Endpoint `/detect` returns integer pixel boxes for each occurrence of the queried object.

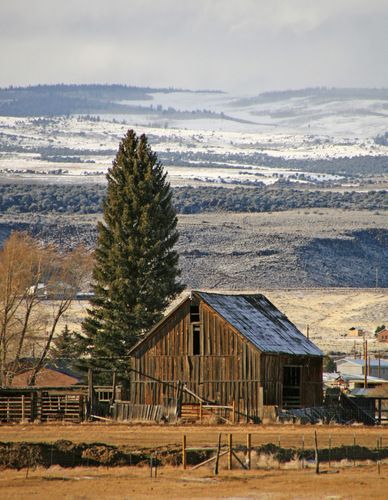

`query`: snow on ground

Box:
[0,93,387,186]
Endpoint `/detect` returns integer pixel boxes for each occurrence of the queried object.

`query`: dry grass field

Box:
[60,288,388,354]
[0,423,386,449]
[1,464,387,499]
[265,288,388,353]
[0,424,387,498]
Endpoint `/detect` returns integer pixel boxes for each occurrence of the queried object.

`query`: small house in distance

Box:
[348,327,366,338]
[376,328,388,343]
[10,366,82,388]
[128,291,323,421]
[336,357,388,380]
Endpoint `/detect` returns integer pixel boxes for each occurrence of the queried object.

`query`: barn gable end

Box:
[128,291,323,420]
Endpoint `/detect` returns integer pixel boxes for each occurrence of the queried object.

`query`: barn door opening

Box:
[282,366,301,408]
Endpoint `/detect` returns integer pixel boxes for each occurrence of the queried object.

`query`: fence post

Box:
[328,435,331,469]
[228,433,233,470]
[214,433,222,475]
[247,433,251,470]
[378,400,382,424]
[87,368,94,419]
[111,370,117,405]
[314,430,320,475]
[182,434,187,470]
[30,391,36,422]
[21,395,25,422]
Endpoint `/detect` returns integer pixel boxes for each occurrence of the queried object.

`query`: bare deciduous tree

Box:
[0,232,91,386]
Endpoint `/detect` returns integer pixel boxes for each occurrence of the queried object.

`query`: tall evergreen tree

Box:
[81,130,183,373]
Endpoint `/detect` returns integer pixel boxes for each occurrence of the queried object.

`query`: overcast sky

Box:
[1,0,387,93]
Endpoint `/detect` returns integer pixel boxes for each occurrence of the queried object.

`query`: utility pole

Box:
[363,339,368,388]
[306,324,310,340]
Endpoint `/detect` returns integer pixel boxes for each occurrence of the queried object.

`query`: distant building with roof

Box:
[348,327,366,338]
[376,328,388,343]
[128,291,323,421]
[10,365,82,388]
[336,357,388,380]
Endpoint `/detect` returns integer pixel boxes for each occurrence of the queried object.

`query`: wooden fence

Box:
[112,401,177,422]
[0,391,84,423]
[0,384,118,423]
[0,394,32,422]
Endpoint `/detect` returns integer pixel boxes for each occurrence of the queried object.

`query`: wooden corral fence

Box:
[0,393,32,422]
[0,390,84,423]
[0,384,119,424]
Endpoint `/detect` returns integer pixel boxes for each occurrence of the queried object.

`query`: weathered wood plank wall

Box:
[130,297,322,420]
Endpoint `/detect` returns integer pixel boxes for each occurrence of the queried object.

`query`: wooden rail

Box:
[182,432,252,472]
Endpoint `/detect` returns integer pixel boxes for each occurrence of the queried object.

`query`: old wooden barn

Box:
[127,291,323,422]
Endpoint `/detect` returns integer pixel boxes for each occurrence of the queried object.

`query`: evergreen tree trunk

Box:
[81,130,183,375]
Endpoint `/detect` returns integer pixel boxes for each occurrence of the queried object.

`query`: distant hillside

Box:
[0,210,387,289]
[233,87,388,106]
[1,84,388,137]
[0,84,223,117]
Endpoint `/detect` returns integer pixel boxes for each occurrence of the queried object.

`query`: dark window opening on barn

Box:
[193,324,201,355]
[282,366,301,409]
[190,304,200,323]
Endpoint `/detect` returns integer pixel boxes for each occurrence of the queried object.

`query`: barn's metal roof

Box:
[196,291,322,357]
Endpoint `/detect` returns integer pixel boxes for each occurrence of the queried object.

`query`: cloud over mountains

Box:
[1,1,387,92]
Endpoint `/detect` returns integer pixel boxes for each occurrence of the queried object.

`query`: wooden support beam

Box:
[314,430,320,475]
[87,368,94,418]
[364,340,368,388]
[228,433,233,470]
[21,395,25,423]
[247,433,251,470]
[232,450,248,470]
[182,434,187,470]
[377,399,382,425]
[214,433,222,475]
[111,370,117,405]
[191,450,228,471]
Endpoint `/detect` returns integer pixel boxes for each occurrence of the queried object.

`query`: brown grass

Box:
[0,464,387,499]
[0,423,386,449]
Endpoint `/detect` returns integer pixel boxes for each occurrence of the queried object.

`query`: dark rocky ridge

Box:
[0,210,387,288]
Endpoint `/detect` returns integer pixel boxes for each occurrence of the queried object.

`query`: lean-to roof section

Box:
[196,291,322,357]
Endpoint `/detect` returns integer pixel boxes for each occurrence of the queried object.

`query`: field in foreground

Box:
[0,464,387,499]
[1,424,386,498]
[0,423,386,449]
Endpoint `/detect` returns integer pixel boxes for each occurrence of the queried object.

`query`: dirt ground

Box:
[0,423,386,449]
[0,464,387,499]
